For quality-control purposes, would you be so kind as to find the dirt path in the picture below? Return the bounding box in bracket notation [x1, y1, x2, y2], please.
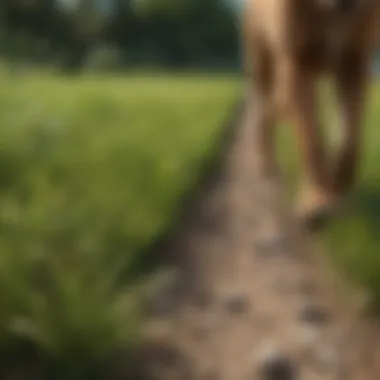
[133, 93, 380, 380]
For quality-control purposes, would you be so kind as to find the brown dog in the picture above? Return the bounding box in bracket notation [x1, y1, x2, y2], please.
[242, 0, 380, 227]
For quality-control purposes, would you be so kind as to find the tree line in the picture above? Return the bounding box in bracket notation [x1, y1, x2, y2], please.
[0, 0, 241, 71]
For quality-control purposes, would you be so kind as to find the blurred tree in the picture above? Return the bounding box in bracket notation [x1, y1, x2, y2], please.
[134, 0, 189, 14]
[0, 0, 240, 70]
[62, 0, 108, 70]
[130, 0, 238, 67]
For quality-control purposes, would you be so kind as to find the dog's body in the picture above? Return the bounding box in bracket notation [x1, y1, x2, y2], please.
[242, 0, 380, 226]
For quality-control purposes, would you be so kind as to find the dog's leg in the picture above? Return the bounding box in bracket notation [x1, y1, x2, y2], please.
[247, 43, 277, 178]
[277, 56, 334, 226]
[332, 52, 369, 195]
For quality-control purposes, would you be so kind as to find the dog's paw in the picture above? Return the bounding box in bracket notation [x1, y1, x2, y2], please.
[294, 187, 339, 232]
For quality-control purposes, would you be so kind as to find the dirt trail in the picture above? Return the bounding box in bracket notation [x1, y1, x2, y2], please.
[135, 93, 380, 380]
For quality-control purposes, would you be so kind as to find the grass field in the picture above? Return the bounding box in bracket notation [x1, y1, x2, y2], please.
[0, 72, 240, 377]
[1, 71, 380, 377]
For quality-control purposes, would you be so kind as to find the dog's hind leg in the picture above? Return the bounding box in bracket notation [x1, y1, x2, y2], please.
[331, 51, 370, 195]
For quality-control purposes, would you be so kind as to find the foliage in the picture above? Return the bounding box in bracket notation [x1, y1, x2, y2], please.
[1, 0, 240, 70]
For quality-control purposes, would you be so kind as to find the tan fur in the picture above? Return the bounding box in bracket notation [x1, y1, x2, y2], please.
[242, 0, 380, 224]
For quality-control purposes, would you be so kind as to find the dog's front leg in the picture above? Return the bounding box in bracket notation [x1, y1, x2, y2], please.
[277, 56, 334, 226]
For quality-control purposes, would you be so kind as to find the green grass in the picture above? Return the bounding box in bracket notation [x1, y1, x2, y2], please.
[0, 72, 240, 378]
[3, 70, 380, 377]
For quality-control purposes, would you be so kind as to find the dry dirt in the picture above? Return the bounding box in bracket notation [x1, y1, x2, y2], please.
[129, 91, 380, 380]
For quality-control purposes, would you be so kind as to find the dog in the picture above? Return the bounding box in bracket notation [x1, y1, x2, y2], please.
[242, 0, 380, 228]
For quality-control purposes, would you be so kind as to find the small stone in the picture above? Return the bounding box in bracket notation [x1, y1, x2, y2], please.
[299, 302, 331, 325]
[258, 347, 297, 380]
[223, 294, 249, 315]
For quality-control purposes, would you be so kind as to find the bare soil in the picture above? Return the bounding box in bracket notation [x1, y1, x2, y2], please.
[131, 92, 380, 380]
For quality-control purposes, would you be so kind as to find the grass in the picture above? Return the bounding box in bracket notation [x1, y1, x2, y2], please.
[0, 71, 241, 378]
[2, 69, 380, 377]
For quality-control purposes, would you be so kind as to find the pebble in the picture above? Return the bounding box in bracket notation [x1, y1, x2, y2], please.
[258, 346, 297, 380]
[223, 293, 250, 315]
[299, 302, 331, 326]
